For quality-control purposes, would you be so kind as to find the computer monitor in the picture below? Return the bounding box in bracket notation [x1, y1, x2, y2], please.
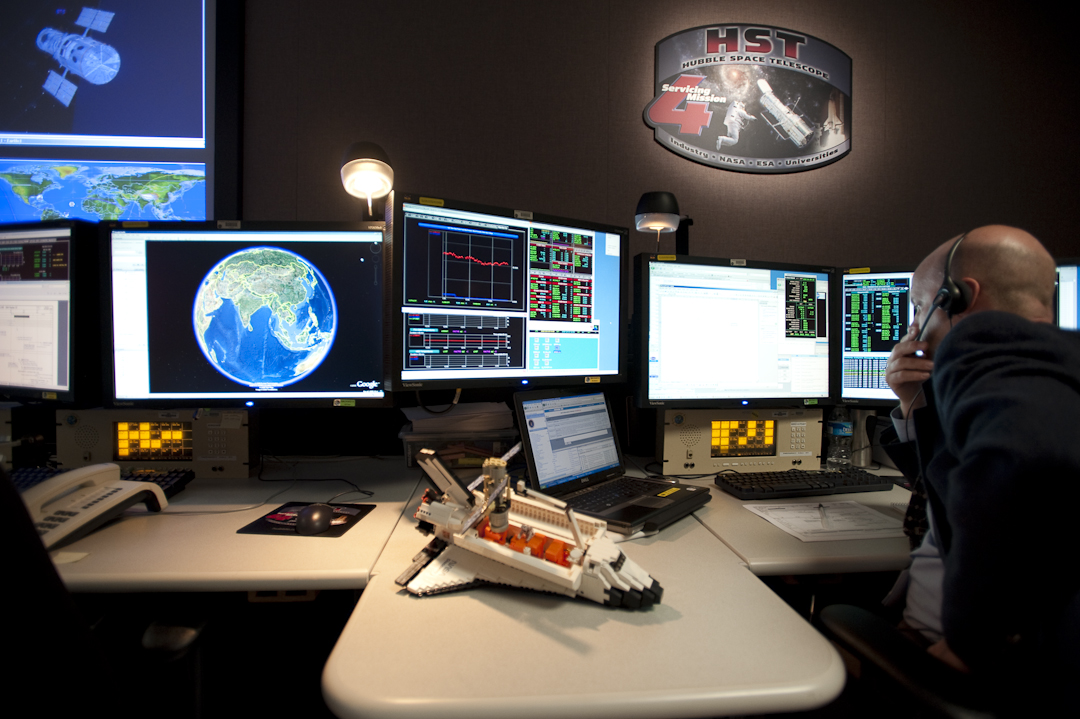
[0, 219, 101, 404]
[0, 2, 241, 221]
[1057, 260, 1078, 331]
[107, 221, 388, 407]
[391, 193, 628, 390]
[635, 254, 833, 408]
[837, 267, 914, 405]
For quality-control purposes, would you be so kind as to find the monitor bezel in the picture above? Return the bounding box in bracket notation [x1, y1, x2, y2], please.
[833, 265, 915, 408]
[390, 192, 630, 392]
[0, 219, 103, 406]
[103, 219, 392, 409]
[634, 253, 835, 410]
[1055, 257, 1079, 331]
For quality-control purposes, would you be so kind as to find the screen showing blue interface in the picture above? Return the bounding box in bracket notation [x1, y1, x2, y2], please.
[0, 1, 215, 222]
[520, 393, 620, 491]
[841, 270, 913, 401]
[1058, 264, 1078, 331]
[110, 226, 385, 404]
[645, 260, 830, 402]
[399, 201, 622, 384]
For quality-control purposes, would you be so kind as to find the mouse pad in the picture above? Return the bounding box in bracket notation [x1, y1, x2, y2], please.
[237, 502, 375, 537]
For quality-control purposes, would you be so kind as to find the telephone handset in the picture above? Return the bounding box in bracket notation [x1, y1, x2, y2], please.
[21, 463, 168, 549]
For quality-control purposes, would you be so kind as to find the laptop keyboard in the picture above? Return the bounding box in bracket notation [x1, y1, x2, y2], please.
[562, 476, 666, 513]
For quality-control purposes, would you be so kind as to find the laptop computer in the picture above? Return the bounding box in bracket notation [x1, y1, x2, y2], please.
[514, 388, 710, 535]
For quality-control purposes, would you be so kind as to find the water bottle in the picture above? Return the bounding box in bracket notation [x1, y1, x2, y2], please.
[826, 406, 853, 471]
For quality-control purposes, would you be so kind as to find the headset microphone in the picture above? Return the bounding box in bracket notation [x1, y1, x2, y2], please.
[912, 233, 969, 358]
[912, 295, 946, 357]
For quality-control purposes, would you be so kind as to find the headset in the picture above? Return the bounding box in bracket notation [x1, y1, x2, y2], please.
[913, 232, 970, 355]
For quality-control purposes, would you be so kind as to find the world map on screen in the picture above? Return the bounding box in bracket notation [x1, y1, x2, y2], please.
[0, 159, 206, 222]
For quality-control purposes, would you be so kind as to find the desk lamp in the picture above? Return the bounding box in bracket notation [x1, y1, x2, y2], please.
[341, 142, 394, 217]
[635, 191, 692, 254]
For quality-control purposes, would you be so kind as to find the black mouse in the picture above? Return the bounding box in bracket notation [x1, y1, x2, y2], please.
[295, 503, 334, 535]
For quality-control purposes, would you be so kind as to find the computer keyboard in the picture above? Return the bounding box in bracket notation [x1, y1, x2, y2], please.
[121, 469, 197, 499]
[9, 466, 196, 499]
[714, 467, 894, 500]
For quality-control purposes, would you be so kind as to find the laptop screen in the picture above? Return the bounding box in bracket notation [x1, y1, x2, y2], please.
[519, 392, 621, 491]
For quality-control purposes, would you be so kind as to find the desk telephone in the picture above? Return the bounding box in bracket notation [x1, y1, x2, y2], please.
[21, 463, 168, 549]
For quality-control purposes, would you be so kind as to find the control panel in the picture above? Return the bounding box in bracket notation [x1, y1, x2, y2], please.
[56, 408, 255, 478]
[657, 408, 823, 475]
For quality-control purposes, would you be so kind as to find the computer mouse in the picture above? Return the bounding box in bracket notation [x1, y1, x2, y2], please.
[295, 503, 334, 535]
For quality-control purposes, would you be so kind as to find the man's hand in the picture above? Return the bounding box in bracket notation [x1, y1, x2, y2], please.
[886, 322, 934, 418]
[927, 639, 970, 673]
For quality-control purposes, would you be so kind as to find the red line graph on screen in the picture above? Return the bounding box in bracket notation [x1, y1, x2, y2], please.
[442, 251, 510, 267]
[428, 231, 520, 304]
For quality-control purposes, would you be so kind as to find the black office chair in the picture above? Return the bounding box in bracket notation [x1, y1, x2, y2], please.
[818, 604, 996, 719]
[3, 469, 205, 719]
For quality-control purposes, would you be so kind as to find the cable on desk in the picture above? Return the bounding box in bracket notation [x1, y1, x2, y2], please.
[413, 387, 462, 414]
[162, 479, 300, 515]
[629, 456, 716, 482]
[258, 455, 376, 500]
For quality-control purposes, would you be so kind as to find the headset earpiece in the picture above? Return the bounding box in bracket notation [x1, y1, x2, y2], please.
[939, 233, 969, 317]
[912, 233, 969, 352]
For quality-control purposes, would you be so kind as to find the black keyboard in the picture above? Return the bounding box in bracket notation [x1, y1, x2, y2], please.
[714, 467, 893, 500]
[563, 476, 662, 513]
[121, 469, 196, 499]
[10, 466, 196, 499]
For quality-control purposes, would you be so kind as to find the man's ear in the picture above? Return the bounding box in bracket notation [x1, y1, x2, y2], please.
[955, 277, 983, 316]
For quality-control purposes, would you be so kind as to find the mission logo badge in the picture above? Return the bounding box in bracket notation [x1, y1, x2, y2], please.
[643, 24, 852, 174]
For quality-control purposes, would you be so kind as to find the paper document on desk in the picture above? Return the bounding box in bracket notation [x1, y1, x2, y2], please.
[743, 501, 904, 542]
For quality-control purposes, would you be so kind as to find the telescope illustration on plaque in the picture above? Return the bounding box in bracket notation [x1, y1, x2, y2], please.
[36, 7, 121, 107]
[757, 79, 814, 148]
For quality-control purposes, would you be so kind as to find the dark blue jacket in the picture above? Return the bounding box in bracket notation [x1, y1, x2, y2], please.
[929, 311, 1080, 707]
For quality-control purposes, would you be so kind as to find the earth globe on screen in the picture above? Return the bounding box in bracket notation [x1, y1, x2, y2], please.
[193, 247, 337, 388]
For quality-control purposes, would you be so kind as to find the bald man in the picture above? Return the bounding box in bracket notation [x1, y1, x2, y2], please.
[882, 225, 1079, 710]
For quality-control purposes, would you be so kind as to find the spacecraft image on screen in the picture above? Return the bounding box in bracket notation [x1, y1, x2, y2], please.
[36, 7, 121, 107]
[0, 1, 204, 144]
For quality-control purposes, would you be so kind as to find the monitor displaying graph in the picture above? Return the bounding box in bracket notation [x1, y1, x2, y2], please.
[392, 193, 627, 389]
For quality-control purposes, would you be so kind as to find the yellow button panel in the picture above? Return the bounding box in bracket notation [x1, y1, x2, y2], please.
[711, 419, 776, 458]
[115, 421, 193, 461]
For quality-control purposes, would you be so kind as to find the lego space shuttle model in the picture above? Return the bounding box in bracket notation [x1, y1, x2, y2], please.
[756, 79, 814, 148]
[36, 7, 121, 107]
[396, 448, 663, 609]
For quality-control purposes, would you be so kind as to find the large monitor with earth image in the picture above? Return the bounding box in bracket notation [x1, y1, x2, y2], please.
[107, 221, 388, 407]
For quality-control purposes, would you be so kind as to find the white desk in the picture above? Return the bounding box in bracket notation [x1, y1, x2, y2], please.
[322, 484, 847, 719]
[622, 462, 913, 576]
[53, 458, 423, 593]
[694, 482, 913, 576]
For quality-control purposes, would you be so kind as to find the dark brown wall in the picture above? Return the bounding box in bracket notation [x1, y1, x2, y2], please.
[241, 0, 1080, 267]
